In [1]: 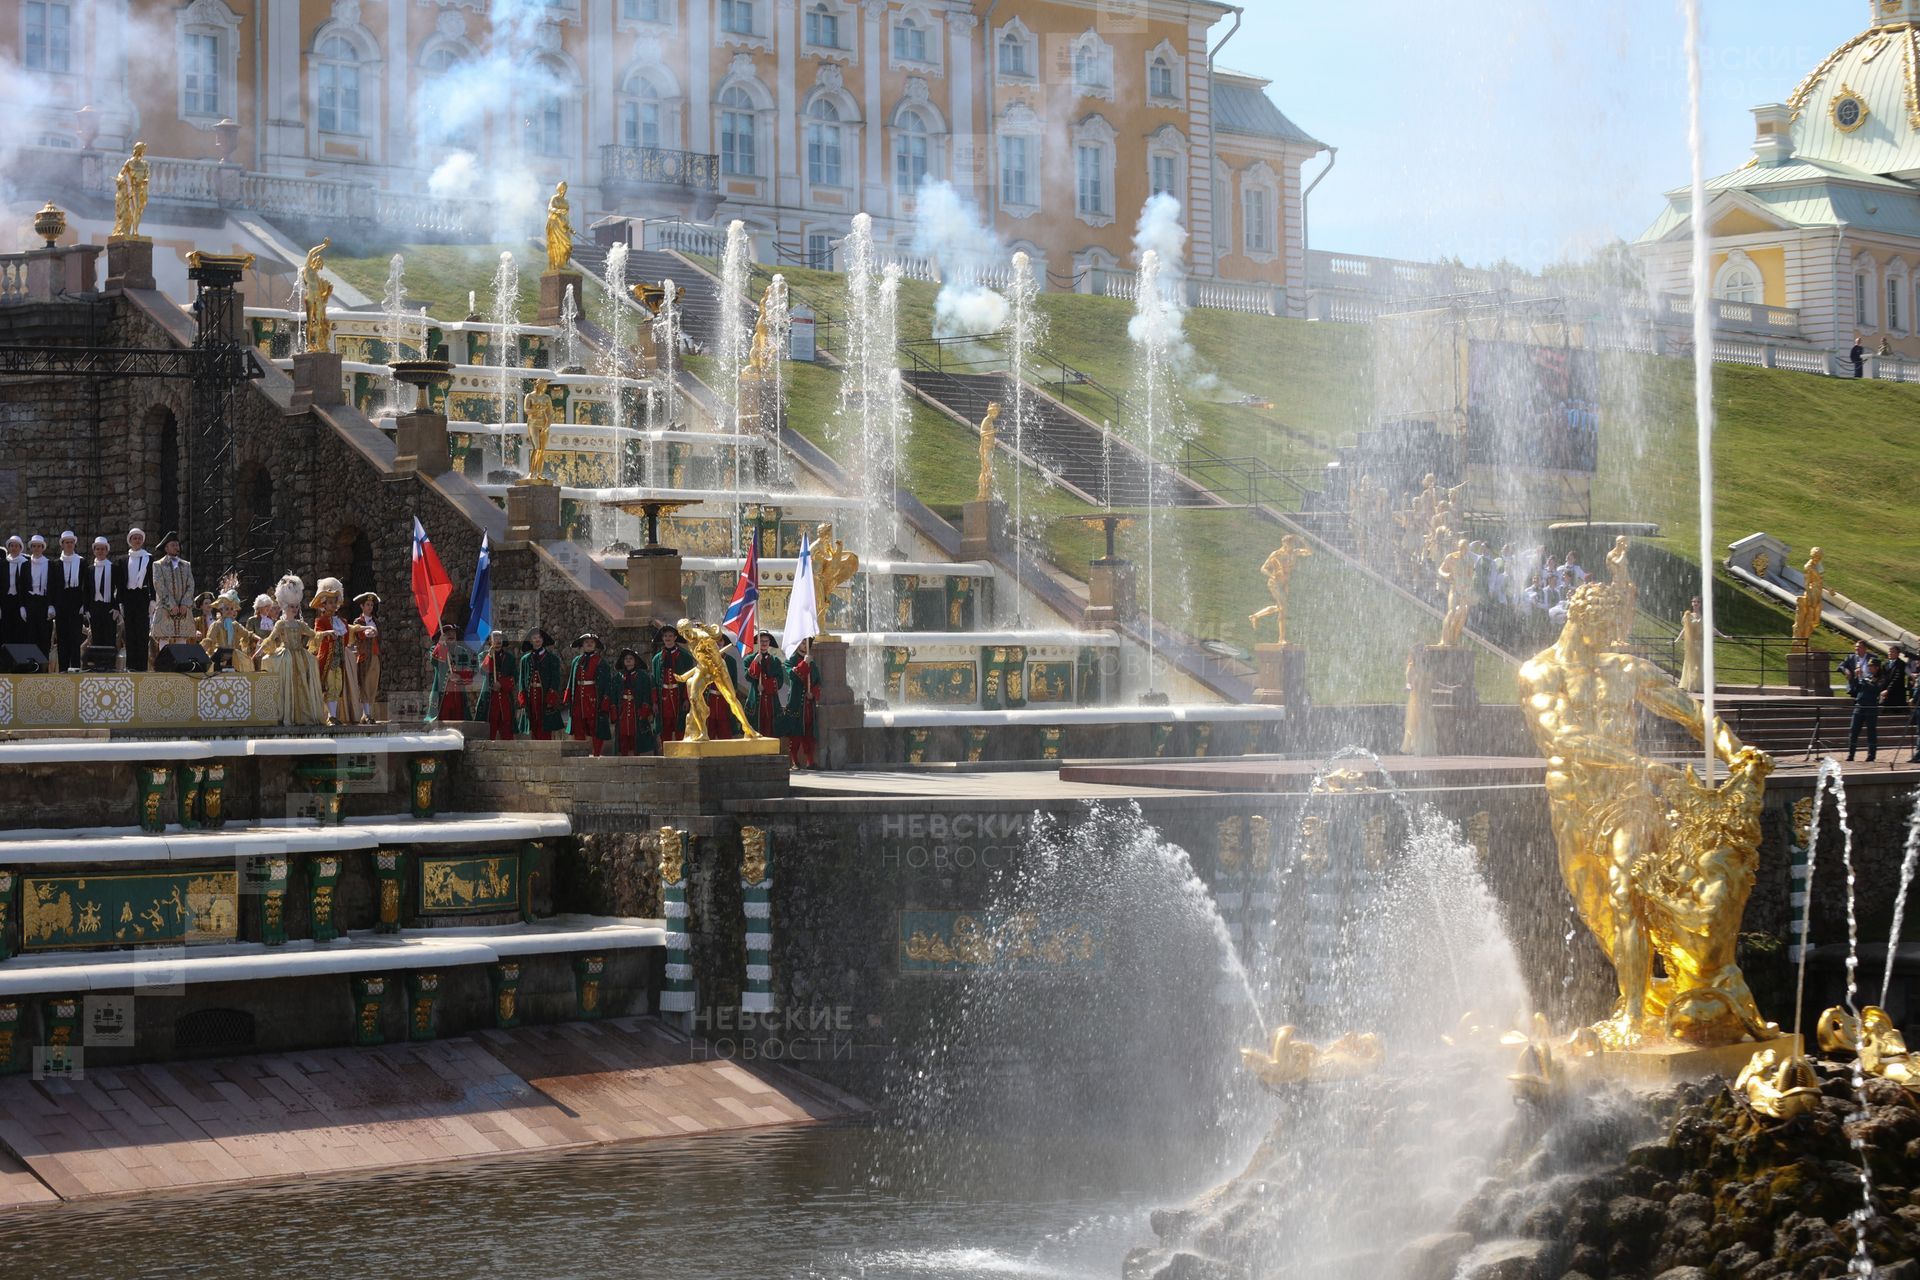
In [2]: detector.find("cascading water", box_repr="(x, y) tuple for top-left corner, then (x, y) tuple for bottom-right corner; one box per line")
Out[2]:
(1006, 251), (1045, 626)
(654, 279), (681, 432)
(558, 283), (581, 373)
(288, 271), (307, 358)
(1879, 792), (1920, 1010)
(763, 274), (791, 484)
(379, 253), (416, 416)
(489, 251), (521, 445)
(1681, 0), (1719, 785)
(718, 221), (753, 551)
(835, 214), (884, 563)
(598, 244), (634, 485)
(876, 263), (908, 560)
(1129, 249), (1182, 695)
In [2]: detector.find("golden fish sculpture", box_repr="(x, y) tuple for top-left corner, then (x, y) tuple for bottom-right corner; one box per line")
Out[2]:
(1239, 1026), (1384, 1089)
(1735, 1048), (1824, 1121)
(1817, 1006), (1919, 1089)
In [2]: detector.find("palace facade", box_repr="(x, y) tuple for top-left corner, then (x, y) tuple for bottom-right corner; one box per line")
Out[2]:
(1639, 0), (1920, 359)
(5, 0), (1325, 305)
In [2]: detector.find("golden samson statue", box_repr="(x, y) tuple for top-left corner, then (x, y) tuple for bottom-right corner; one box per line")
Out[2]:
(1248, 534), (1312, 646)
(1519, 582), (1777, 1050)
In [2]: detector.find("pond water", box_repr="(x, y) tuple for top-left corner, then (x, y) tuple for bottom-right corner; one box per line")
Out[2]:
(0, 1120), (1214, 1280)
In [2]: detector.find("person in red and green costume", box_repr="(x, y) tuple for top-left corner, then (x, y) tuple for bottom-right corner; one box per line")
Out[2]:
(567, 632), (612, 755)
(652, 623), (696, 742)
(607, 647), (658, 755)
(518, 628), (566, 740)
(744, 630), (787, 737)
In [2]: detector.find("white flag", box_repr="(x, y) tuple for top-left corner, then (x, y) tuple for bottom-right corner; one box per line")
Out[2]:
(782, 531), (819, 657)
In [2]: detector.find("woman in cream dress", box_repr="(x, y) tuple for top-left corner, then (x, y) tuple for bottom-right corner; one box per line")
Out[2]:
(254, 575), (326, 725)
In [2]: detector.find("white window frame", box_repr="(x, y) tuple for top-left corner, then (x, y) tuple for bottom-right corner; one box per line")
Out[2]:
(1854, 256), (1879, 330)
(619, 0), (673, 26)
(1712, 250), (1761, 306)
(804, 0), (856, 55)
(717, 0), (771, 48)
(997, 104), (1042, 218)
(23, 0), (73, 74)
(523, 52), (581, 162)
(1890, 266), (1909, 333)
(805, 96), (847, 189)
(178, 0), (243, 128)
(309, 22), (381, 150)
(1071, 114), (1116, 228)
(717, 85), (760, 177)
(619, 65), (683, 151)
(1068, 30), (1115, 103)
(889, 5), (941, 71)
(1144, 39), (1183, 104)
(995, 18), (1035, 81)
(1240, 161), (1279, 262)
(1145, 123), (1186, 203)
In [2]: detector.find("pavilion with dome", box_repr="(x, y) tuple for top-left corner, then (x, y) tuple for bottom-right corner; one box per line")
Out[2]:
(1637, 0), (1920, 360)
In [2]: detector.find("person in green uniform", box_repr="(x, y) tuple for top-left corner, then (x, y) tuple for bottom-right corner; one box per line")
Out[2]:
(652, 624), (697, 742)
(606, 647), (658, 755)
(518, 628), (567, 740)
(744, 630), (788, 737)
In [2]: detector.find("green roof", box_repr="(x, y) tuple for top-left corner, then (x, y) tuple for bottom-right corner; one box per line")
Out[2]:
(1214, 78), (1325, 150)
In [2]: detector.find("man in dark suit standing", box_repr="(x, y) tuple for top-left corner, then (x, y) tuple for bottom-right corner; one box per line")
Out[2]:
(0, 535), (23, 649)
(84, 536), (119, 667)
(1840, 640), (1874, 695)
(51, 532), (86, 670)
(117, 527), (154, 671)
(20, 535), (53, 662)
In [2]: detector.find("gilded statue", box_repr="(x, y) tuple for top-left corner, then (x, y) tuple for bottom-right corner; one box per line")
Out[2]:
(1436, 537), (1472, 647)
(111, 142), (150, 240)
(545, 181), (574, 273)
(1817, 1005), (1919, 1088)
(1239, 1026), (1383, 1089)
(1736, 1048), (1823, 1120)
(975, 402), (1001, 504)
(1606, 534), (1638, 643)
(522, 377), (556, 483)
(1791, 546), (1825, 648)
(658, 826), (685, 886)
(302, 239), (334, 354)
(812, 523), (859, 629)
(676, 620), (762, 742)
(1247, 534), (1312, 646)
(741, 826), (769, 885)
(1519, 582), (1776, 1049)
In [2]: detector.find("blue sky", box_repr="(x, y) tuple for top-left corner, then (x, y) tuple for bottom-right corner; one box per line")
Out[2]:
(1230, 1), (1864, 267)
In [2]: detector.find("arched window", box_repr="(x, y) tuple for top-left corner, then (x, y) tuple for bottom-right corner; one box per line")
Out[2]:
(892, 15), (927, 63)
(315, 35), (362, 134)
(806, 98), (843, 187)
(805, 2), (841, 50)
(621, 71), (669, 148)
(1719, 265), (1759, 304)
(1149, 55), (1175, 101)
(720, 85), (758, 175)
(525, 56), (575, 158)
(998, 27), (1030, 77)
(894, 109), (930, 195)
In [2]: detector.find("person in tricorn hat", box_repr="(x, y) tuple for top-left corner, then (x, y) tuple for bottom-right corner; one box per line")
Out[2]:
(567, 632), (612, 755)
(150, 530), (197, 657)
(652, 622), (696, 742)
(426, 623), (467, 724)
(348, 591), (381, 724)
(519, 627), (566, 740)
(476, 630), (519, 740)
(606, 646), (658, 756)
(743, 629), (787, 738)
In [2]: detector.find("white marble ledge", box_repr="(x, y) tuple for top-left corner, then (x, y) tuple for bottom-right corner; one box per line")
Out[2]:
(0, 729), (465, 767)
(0, 812), (572, 865)
(0, 918), (665, 994)
(863, 705), (1291, 729)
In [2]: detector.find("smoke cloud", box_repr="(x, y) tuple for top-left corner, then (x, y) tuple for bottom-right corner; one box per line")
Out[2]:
(1128, 193), (1197, 371)
(911, 180), (1011, 339)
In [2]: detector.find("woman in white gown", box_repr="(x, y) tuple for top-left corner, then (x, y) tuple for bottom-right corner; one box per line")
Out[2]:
(254, 575), (326, 725)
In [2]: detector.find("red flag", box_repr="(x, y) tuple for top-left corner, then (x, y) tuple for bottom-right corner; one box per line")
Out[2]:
(411, 517), (455, 636)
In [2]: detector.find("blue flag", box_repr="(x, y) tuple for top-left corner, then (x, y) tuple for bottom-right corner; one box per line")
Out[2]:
(464, 533), (493, 645)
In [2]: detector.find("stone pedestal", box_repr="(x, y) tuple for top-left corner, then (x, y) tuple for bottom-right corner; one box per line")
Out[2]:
(1420, 644), (1480, 708)
(103, 237), (153, 292)
(1084, 558), (1136, 627)
(506, 480), (562, 545)
(1253, 643), (1309, 708)
(662, 736), (783, 759)
(808, 637), (862, 770)
(24, 245), (101, 299)
(393, 409), (450, 475)
(1787, 649), (1832, 696)
(1585, 1033), (1802, 1085)
(961, 499), (1007, 561)
(623, 550), (687, 624)
(288, 351), (343, 412)
(539, 270), (584, 324)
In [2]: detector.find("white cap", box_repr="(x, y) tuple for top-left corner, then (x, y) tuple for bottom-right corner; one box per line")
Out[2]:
(59, 531), (75, 542)
(4, 536), (19, 548)
(92, 536), (109, 548)
(128, 527), (144, 540)
(27, 534), (44, 547)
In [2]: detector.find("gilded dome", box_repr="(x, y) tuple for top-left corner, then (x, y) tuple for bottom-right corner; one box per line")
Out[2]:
(1787, 17), (1920, 178)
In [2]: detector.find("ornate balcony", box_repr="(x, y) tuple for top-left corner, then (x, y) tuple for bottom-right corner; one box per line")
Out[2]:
(599, 145), (723, 219)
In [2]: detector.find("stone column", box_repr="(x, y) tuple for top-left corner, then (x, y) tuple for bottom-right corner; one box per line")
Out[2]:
(1084, 556), (1135, 627)
(960, 497), (1006, 561)
(539, 271), (584, 324)
(506, 481), (563, 545)
(103, 238), (154, 292)
(624, 549), (687, 624)
(288, 351), (344, 412)
(807, 636), (862, 769)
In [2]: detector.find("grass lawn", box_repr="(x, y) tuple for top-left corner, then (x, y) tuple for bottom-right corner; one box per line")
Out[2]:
(329, 242), (621, 334)
(1593, 353), (1920, 634)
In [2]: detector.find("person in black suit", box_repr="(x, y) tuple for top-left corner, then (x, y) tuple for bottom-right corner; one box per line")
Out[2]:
(1849, 658), (1884, 762)
(20, 534), (53, 662)
(0, 535), (23, 649)
(117, 527), (154, 672)
(1885, 645), (1912, 712)
(84, 536), (119, 667)
(1840, 640), (1874, 694)
(51, 531), (86, 670)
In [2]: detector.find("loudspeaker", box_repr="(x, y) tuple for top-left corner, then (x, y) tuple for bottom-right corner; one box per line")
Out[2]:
(0, 644), (46, 674)
(155, 643), (212, 674)
(83, 645), (119, 673)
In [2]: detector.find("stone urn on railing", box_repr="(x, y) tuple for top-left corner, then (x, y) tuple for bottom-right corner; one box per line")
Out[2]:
(390, 358), (454, 476)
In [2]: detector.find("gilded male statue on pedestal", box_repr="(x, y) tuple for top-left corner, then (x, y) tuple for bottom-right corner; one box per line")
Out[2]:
(1248, 535), (1312, 646)
(1518, 582), (1775, 1049)
(111, 143), (150, 240)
